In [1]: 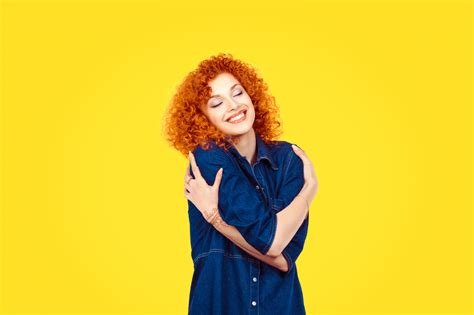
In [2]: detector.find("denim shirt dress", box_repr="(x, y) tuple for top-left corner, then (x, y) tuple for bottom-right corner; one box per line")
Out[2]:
(187, 132), (309, 315)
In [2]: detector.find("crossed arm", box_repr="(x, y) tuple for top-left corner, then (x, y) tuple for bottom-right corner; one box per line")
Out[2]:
(186, 146), (313, 273)
(209, 211), (290, 272)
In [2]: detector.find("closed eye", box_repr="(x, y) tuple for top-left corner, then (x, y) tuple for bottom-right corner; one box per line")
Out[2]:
(211, 91), (243, 108)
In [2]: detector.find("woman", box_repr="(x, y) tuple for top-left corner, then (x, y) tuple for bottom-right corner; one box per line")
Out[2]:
(163, 53), (318, 314)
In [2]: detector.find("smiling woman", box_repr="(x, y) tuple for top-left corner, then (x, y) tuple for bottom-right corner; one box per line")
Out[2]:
(202, 72), (257, 146)
(162, 53), (284, 156)
(162, 53), (318, 315)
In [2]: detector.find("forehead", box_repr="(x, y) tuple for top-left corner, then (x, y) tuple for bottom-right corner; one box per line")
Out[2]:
(208, 72), (241, 91)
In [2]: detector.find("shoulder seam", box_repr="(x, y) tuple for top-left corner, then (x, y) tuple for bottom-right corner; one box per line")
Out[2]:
(283, 147), (294, 179)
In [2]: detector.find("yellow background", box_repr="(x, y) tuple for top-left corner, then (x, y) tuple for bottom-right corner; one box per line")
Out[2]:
(0, 0), (471, 314)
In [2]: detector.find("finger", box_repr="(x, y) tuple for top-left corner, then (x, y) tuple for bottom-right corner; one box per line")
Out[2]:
(185, 180), (192, 192)
(185, 166), (193, 182)
(213, 168), (223, 188)
(186, 163), (194, 179)
(185, 175), (193, 184)
(184, 177), (193, 188)
(292, 145), (309, 163)
(188, 152), (202, 179)
(185, 164), (191, 181)
(292, 144), (307, 154)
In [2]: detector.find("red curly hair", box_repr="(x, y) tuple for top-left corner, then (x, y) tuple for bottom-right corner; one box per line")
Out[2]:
(162, 53), (283, 158)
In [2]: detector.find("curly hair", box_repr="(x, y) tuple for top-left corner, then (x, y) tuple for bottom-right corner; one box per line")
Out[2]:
(162, 53), (283, 158)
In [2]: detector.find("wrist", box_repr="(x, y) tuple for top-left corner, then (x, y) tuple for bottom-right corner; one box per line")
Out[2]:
(209, 210), (223, 226)
(301, 183), (316, 202)
(296, 194), (309, 210)
(204, 206), (219, 223)
(298, 188), (310, 202)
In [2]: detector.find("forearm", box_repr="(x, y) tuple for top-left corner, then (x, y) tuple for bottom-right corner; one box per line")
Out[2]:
(210, 211), (288, 272)
(268, 193), (310, 257)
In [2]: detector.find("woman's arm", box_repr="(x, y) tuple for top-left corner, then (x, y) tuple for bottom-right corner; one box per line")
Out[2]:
(266, 145), (317, 257)
(209, 211), (288, 272)
(206, 146), (316, 259)
(186, 144), (317, 258)
(204, 191), (309, 264)
(205, 186), (310, 265)
(266, 190), (311, 257)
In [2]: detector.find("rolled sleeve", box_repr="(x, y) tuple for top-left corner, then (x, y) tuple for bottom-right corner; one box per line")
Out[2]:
(279, 145), (310, 271)
(189, 144), (277, 255)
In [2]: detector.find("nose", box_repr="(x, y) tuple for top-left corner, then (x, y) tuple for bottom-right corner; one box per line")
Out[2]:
(227, 97), (240, 111)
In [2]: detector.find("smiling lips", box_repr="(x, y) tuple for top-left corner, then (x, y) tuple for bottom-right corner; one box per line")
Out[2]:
(227, 109), (247, 123)
(227, 110), (247, 123)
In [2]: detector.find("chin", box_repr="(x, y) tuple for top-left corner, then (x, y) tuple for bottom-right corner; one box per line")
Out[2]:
(221, 122), (253, 136)
(216, 116), (254, 136)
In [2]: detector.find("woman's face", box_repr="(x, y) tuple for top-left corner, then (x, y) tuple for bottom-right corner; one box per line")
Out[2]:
(201, 72), (255, 137)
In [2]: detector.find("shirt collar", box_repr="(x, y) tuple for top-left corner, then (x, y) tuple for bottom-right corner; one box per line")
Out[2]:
(227, 132), (279, 170)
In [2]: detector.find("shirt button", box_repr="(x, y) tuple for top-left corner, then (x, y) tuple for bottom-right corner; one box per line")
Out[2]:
(256, 185), (260, 190)
(251, 301), (257, 306)
(252, 277), (257, 282)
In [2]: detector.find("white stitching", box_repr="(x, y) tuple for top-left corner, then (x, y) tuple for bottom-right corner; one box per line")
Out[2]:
(193, 249), (258, 264)
(283, 147), (294, 180)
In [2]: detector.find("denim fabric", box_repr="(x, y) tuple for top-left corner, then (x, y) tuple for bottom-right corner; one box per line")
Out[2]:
(187, 132), (309, 315)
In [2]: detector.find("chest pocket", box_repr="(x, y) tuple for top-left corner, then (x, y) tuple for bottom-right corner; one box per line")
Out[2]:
(270, 197), (286, 213)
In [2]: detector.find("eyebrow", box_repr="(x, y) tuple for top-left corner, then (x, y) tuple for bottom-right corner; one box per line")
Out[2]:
(210, 83), (241, 99)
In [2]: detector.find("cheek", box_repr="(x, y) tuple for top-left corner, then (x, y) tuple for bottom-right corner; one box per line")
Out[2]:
(247, 106), (255, 117)
(209, 110), (225, 124)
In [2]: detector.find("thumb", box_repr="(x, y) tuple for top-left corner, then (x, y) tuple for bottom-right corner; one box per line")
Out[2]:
(213, 168), (223, 188)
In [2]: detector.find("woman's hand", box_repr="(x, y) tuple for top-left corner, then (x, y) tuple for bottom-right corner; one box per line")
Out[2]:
(291, 145), (318, 205)
(184, 152), (224, 222)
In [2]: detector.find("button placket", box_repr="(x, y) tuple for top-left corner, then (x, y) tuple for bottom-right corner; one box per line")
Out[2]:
(236, 157), (267, 204)
(251, 164), (268, 206)
(255, 164), (273, 210)
(249, 262), (260, 314)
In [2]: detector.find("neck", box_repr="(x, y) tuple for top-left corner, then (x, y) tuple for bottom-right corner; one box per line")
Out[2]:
(231, 128), (257, 166)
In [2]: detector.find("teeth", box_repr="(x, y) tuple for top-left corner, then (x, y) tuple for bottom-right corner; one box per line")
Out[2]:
(228, 112), (245, 122)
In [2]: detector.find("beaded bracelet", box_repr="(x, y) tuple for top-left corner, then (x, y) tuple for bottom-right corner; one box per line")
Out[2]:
(205, 207), (219, 223)
(209, 209), (223, 226)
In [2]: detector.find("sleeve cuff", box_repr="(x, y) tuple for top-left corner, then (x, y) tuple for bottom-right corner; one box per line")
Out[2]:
(261, 212), (278, 255)
(282, 249), (294, 272)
